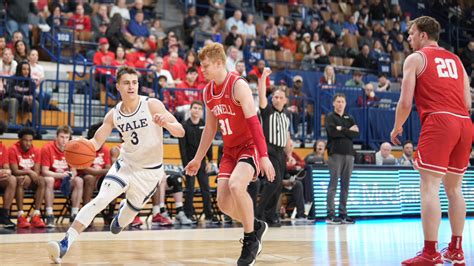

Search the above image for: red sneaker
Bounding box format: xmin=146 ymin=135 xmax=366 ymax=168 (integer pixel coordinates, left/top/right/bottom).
xmin=17 ymin=215 xmax=31 ymax=228
xmin=401 ymin=251 xmax=443 ymax=266
xmin=131 ymin=216 xmax=143 ymax=227
xmin=30 ymin=215 xmax=46 ymax=228
xmin=152 ymin=213 xmax=172 ymax=226
xmin=442 ymin=247 xmax=465 ymax=266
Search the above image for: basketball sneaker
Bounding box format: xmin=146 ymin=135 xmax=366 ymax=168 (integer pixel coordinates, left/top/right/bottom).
xmin=401 ymin=250 xmax=443 ymax=266
xmin=441 ymin=246 xmax=465 ymax=266
xmin=46 ymin=237 xmax=69 ymax=264
xmin=326 ymin=215 xmax=342 ymax=225
xmin=175 ymin=211 xmax=193 ymax=225
xmin=46 ymin=215 xmax=55 ymax=228
xmin=237 ymin=237 xmax=259 ymax=266
xmin=110 ymin=215 xmax=124 ymax=234
xmin=30 ymin=214 xmax=46 ymax=228
xmin=340 ymin=215 xmax=355 ymax=224
xmin=152 ymin=212 xmax=173 ymax=226
xmin=131 ymin=216 xmax=143 ymax=227
xmin=17 ymin=215 xmax=31 ymax=228
xmin=254 ymin=219 xmax=268 ymax=256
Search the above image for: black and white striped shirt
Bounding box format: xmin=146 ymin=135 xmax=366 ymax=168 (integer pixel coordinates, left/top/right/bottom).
xmin=260 ymin=104 xmax=290 ymax=148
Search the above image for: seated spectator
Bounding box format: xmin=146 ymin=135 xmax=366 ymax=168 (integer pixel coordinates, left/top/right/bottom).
xmin=235 ymin=60 xmax=247 ymax=77
xmin=284 ymin=151 xmax=306 ymax=219
xmin=291 ymin=19 xmax=306 ymax=40
xmin=357 ymin=83 xmax=379 ymax=107
xmin=329 ymin=37 xmax=348 ymax=58
xmin=209 ymin=0 xmax=226 ymax=20
xmin=320 ymin=65 xmax=337 ymax=88
xmin=244 ymin=39 xmax=262 ymax=70
xmin=110 ymin=0 xmax=130 ymax=21
xmin=375 ymin=142 xmax=396 ymax=165
xmin=233 ymin=36 xmax=244 ymax=53
xmin=226 ymin=10 xmax=244 ymax=34
xmin=47 ymin=5 xmax=62 ymax=29
xmin=343 ymin=15 xmax=359 ymax=36
xmin=130 ymin=0 xmax=154 ymax=23
xmin=279 ymin=31 xmax=298 ymax=53
xmin=0 ymin=36 xmax=6 ymax=58
xmin=260 ymin=26 xmax=280 ymax=51
xmin=29 ymin=49 xmax=52 ymax=110
xmin=0 ymin=48 xmax=18 ymax=93
xmin=248 ymin=59 xmax=270 ymax=90
xmin=309 ymin=32 xmax=322 ymax=54
xmin=139 ymin=64 xmax=159 ymax=97
xmin=377 ymin=73 xmax=391 ymax=91
xmin=298 ymin=33 xmax=312 ymax=55
xmin=6 ymin=31 xmax=24 ymax=51
xmin=392 ymin=33 xmax=409 ymax=53
xmin=352 ymin=44 xmax=376 ymax=70
xmin=397 ymin=140 xmax=414 ymax=166
xmin=93 ymin=38 xmax=116 ymax=88
xmin=173 ymin=67 xmax=205 ymax=121
xmin=288 ymin=75 xmax=313 ymax=137
xmin=112 ymin=46 xmax=131 ymax=68
xmin=345 ymin=70 xmax=365 ymax=88
xmin=163 ymin=50 xmax=187 ymax=83
xmin=305 ymin=140 xmax=327 ymax=165
xmin=41 ymin=126 xmax=83 ymax=227
xmin=128 ymin=11 xmax=149 ymax=38
xmin=92 ymin=4 xmax=110 ymax=33
xmin=8 ymin=127 xmax=46 ymax=228
xmin=370 ymin=40 xmax=385 ymax=60
xmin=106 ymin=13 xmax=134 ymax=52
xmin=13 ymin=40 xmax=28 ymax=63
xmin=358 ymin=29 xmax=375 ymax=49
xmin=183 ymin=6 xmax=199 ymax=47
xmin=3 ymin=61 xmax=39 ymax=125
xmin=326 ymin=12 xmax=343 ymax=40
xmin=150 ymin=19 xmax=166 ymax=42
xmin=67 ymin=4 xmax=92 ymax=40
xmin=80 ymin=123 xmax=111 ymax=204
xmin=6 ymin=2 xmax=32 ymax=45
xmin=242 ymin=14 xmax=256 ymax=40
xmin=154 ymin=56 xmax=175 ymax=87
xmin=224 ymin=25 xmax=240 ymax=47
xmin=226 ymin=46 xmax=241 ymax=73
xmin=0 ymin=121 xmax=16 ymax=228
xmin=276 ymin=16 xmax=288 ymax=37
xmin=312 ymin=44 xmax=330 ymax=65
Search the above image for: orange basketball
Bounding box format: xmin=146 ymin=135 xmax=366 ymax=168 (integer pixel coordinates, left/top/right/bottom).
xmin=64 ymin=138 xmax=96 ymax=169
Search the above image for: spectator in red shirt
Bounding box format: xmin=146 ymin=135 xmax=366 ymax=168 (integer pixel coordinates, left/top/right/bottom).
xmin=279 ymin=30 xmax=298 ymax=53
xmin=80 ymin=123 xmax=111 ymax=204
xmin=163 ymin=49 xmax=187 ymax=83
xmin=93 ymin=38 xmax=116 ymax=85
xmin=0 ymin=122 xmax=16 ymax=229
xmin=248 ymin=59 xmax=271 ymax=92
xmin=41 ymin=126 xmax=83 ymax=228
xmin=9 ymin=127 xmax=46 ymax=228
xmin=112 ymin=46 xmax=131 ymax=68
xmin=173 ymin=67 xmax=205 ymax=121
xmin=68 ymin=4 xmax=92 ymax=32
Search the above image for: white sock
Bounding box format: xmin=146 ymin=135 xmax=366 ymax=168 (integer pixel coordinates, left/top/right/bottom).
xmin=175 ymin=202 xmax=183 ymax=208
xmin=33 ymin=210 xmax=40 ymax=216
xmin=71 ymin=208 xmax=79 ymax=215
xmin=65 ymin=228 xmax=79 ymax=247
xmin=46 ymin=207 xmax=53 ymax=215
xmin=152 ymin=206 xmax=160 ymax=216
xmin=18 ymin=210 xmax=24 ymax=217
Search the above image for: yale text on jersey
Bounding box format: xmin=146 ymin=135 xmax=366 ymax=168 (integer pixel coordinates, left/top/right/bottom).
xmin=117 ymin=118 xmax=148 ymax=132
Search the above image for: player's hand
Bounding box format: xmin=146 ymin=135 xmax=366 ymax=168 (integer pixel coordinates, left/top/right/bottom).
xmin=153 ymin=113 xmax=168 ymax=127
xmin=184 ymin=158 xmax=200 ymax=176
xmin=390 ymin=127 xmax=403 ymax=145
xmin=260 ymin=157 xmax=275 ymax=182
xmin=262 ymin=67 xmax=272 ymax=78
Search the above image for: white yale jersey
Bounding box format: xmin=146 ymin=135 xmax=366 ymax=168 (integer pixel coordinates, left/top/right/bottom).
xmin=113 ymin=96 xmax=163 ymax=168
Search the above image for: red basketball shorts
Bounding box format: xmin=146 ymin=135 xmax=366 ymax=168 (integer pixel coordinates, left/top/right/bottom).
xmin=414 ymin=112 xmax=472 ymax=175
xmin=218 ymin=142 xmax=260 ymax=180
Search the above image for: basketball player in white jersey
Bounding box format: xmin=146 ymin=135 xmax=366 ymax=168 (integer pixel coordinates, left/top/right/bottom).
xmin=46 ymin=66 xmax=185 ymax=263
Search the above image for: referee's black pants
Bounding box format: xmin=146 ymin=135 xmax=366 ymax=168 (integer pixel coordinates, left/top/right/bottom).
xmin=184 ymin=160 xmax=213 ymax=219
xmin=256 ymin=145 xmax=286 ymax=222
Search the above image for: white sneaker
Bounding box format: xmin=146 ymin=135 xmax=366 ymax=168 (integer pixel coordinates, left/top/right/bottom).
xmin=175 ymin=211 xmax=193 ymax=225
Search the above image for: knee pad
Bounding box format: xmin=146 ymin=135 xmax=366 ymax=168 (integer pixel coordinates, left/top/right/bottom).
xmin=166 ymin=174 xmax=183 ymax=193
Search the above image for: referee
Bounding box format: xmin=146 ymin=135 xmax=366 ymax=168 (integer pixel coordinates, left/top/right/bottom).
xmin=255 ymin=67 xmax=292 ymax=227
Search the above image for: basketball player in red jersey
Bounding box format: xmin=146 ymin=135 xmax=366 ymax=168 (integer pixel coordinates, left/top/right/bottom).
xmin=391 ymin=16 xmax=472 ymax=266
xmin=185 ymin=42 xmax=275 ymax=266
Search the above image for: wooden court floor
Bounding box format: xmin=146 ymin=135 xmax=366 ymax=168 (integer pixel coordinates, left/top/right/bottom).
xmin=0 ymin=218 xmax=472 ymax=265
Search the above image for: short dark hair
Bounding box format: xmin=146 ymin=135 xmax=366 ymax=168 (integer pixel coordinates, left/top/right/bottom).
xmin=87 ymin=122 xmax=103 ymax=140
xmin=186 ymin=66 xmax=197 ymax=74
xmin=56 ymin=125 xmax=73 ymax=136
xmin=246 ymin=74 xmax=259 ymax=83
xmin=333 ymin=93 xmax=346 ymax=102
xmin=408 ymin=16 xmax=441 ymax=41
xmin=116 ymin=66 xmax=140 ymax=82
xmin=402 ymin=140 xmax=413 ymax=147
xmin=313 ymin=139 xmax=326 ymax=151
xmin=190 ymin=100 xmax=203 ymax=108
xmin=18 ymin=127 xmax=36 ymax=139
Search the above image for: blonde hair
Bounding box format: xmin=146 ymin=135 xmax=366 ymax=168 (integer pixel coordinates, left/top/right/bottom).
xmin=198 ymin=42 xmax=226 ymax=64
xmin=408 ymin=16 xmax=441 ymax=41
xmin=324 ymin=65 xmax=336 ymax=85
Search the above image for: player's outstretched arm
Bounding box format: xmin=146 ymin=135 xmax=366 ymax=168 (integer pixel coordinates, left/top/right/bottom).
xmin=185 ymin=105 xmax=217 ymax=176
xmin=89 ymin=110 xmax=114 ymax=151
xmin=148 ymin=98 xmax=185 ymax=138
xmin=258 ymin=67 xmax=272 ymax=109
xmin=234 ymin=79 xmax=275 ymax=181
xmin=391 ymin=53 xmax=421 ymax=145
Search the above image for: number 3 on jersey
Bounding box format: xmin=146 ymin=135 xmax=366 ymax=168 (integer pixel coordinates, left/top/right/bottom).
xmin=219 ymin=118 xmax=233 ymax=136
xmin=435 ymin=57 xmax=458 ymax=79
xmin=131 ymin=131 xmax=139 ymax=145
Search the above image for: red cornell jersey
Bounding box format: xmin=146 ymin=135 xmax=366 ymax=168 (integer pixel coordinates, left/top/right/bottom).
xmin=90 ymin=146 xmax=111 ymax=169
xmin=8 ymin=142 xmax=41 ymax=170
xmin=414 ymin=46 xmax=468 ymax=123
xmin=0 ymin=142 xmax=7 ymax=166
xmin=204 ymin=72 xmax=254 ymax=148
xmin=41 ymin=141 xmax=70 ymax=173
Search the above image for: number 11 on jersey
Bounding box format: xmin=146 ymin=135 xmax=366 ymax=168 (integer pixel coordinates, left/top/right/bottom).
xmin=219 ymin=118 xmax=233 ymax=136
